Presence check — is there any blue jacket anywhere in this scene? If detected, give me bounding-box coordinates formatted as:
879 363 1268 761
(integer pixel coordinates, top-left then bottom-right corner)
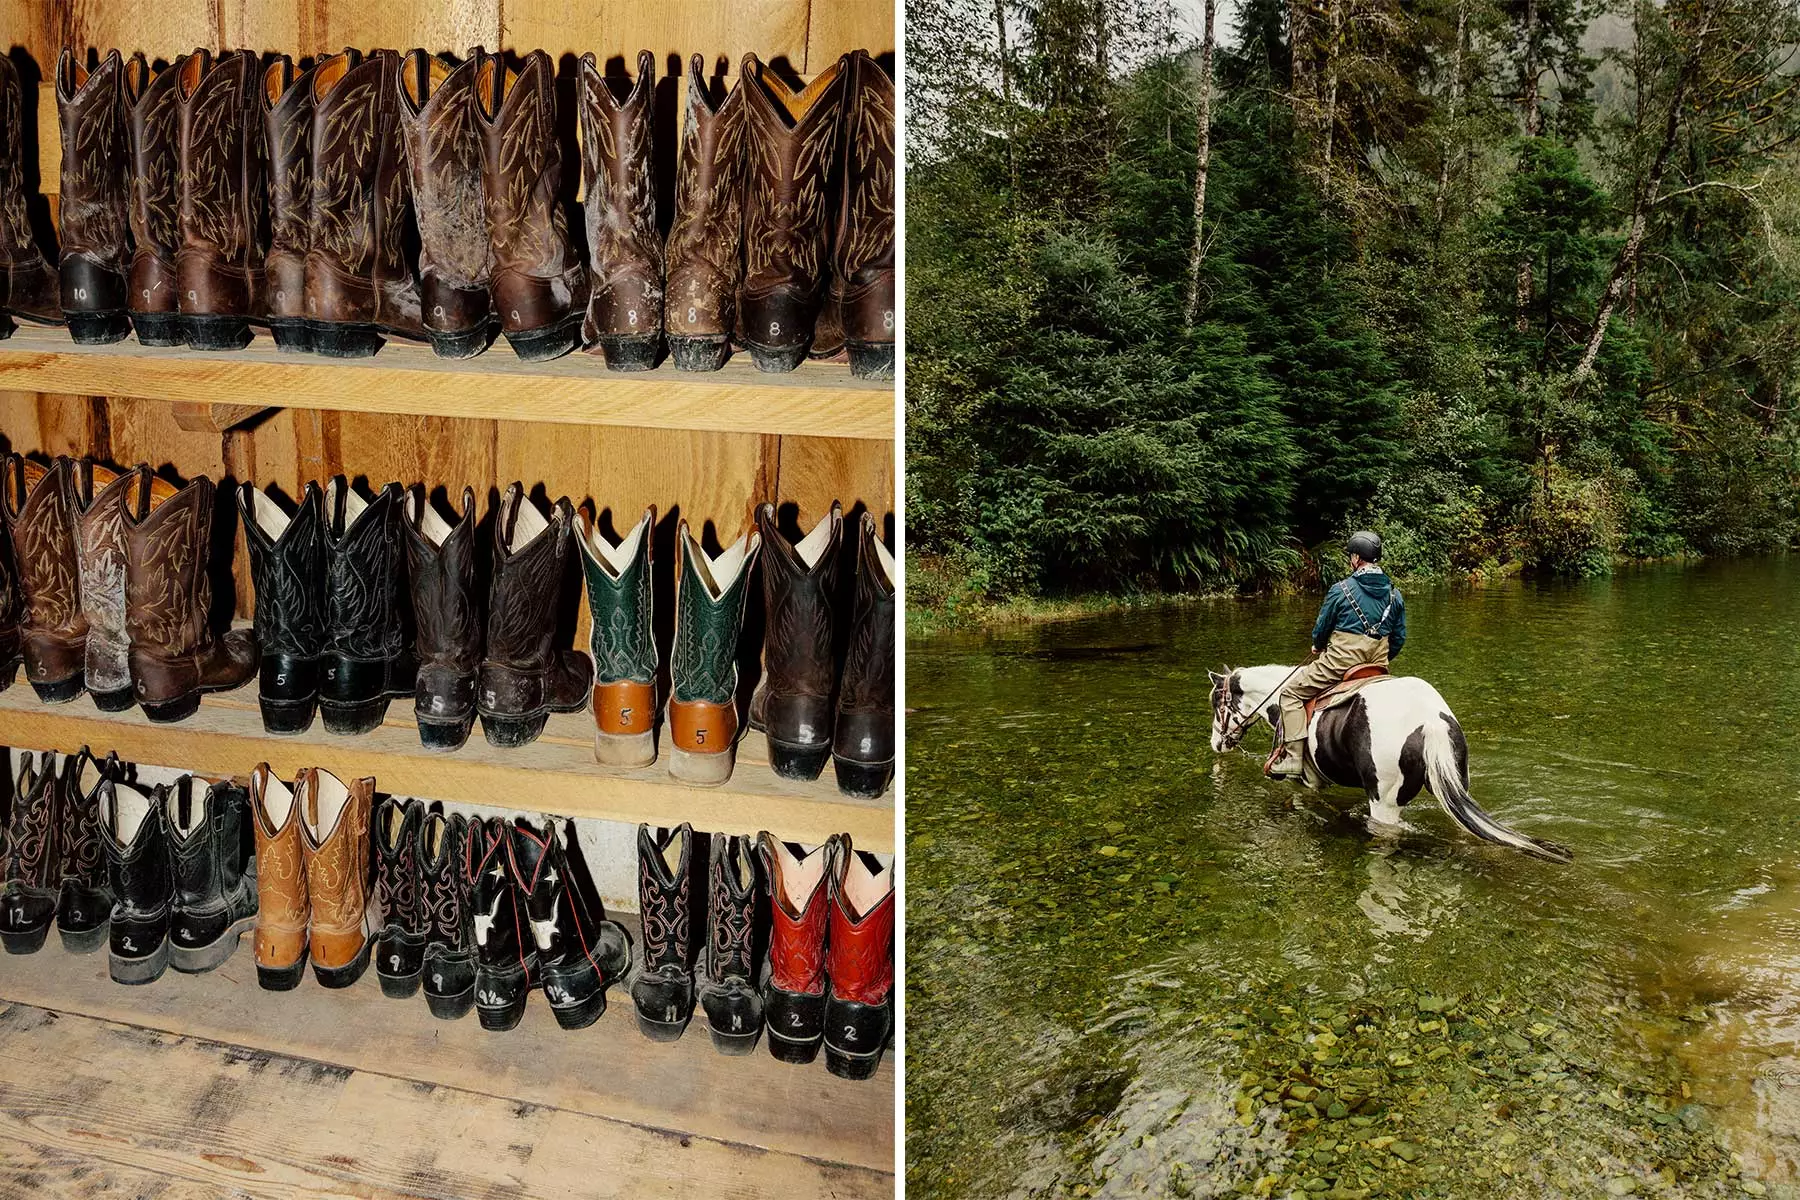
1312 568 1406 659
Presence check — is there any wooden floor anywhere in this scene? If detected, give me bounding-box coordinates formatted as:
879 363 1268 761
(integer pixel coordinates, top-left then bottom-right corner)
0 929 893 1199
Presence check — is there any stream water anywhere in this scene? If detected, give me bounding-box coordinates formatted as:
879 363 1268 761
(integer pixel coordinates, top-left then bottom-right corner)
906 559 1800 1199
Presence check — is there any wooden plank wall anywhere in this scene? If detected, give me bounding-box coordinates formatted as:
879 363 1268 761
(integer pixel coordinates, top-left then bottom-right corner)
0 0 895 615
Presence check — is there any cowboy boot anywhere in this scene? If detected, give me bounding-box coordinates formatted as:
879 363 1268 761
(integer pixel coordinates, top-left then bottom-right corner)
57 748 116 952
263 55 314 351
74 461 137 712
123 472 258 722
633 823 694 1040
175 50 267 350
578 51 662 371
0 503 23 687
578 505 657 767
701 833 764 1055
752 501 842 781
399 51 495 359
322 477 416 735
165 775 257 973
404 486 481 751
824 836 894 1080
4 456 88 702
823 51 895 380
373 796 426 998
124 52 185 345
834 513 895 797
478 484 591 748
56 49 132 344
507 816 631 1031
467 815 536 1030
239 481 327 734
739 54 847 372
420 810 476 1019
1 751 60 954
666 55 745 372
297 766 375 988
0 55 61 327
249 763 309 990
760 832 834 1064
99 774 173 983
475 50 587 361
668 520 761 785
307 50 426 358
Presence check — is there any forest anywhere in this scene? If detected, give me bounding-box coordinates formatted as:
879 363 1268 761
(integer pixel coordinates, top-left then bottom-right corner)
905 0 1800 614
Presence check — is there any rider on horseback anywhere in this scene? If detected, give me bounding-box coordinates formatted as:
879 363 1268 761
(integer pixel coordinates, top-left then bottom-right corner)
1266 531 1407 779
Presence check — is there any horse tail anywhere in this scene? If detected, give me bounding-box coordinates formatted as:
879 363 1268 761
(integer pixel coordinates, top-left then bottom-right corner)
1423 716 1573 865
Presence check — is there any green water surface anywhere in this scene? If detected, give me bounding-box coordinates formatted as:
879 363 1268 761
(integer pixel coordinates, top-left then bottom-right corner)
906 559 1800 1199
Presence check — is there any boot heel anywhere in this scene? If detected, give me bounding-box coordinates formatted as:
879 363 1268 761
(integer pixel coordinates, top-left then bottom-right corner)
668 336 729 372
31 675 84 704
185 315 253 350
131 312 185 346
502 315 582 363
426 985 476 1020
833 755 894 798
848 342 895 381
312 939 372 989
824 1043 885 1080
427 325 494 359
477 993 528 1031
141 693 202 724
379 968 424 999
669 745 738 786
260 695 317 735
67 311 131 345
550 989 605 1031
258 952 308 991
766 1027 823 1064
90 685 136 713
111 937 170 985
635 1010 690 1042
708 1026 761 1056
417 715 474 752
593 335 660 371
595 729 656 768
169 915 255 974
0 924 50 954
481 711 549 749
320 697 390 736
58 919 108 955
310 322 385 358
768 739 831 781
748 342 809 373
269 318 313 353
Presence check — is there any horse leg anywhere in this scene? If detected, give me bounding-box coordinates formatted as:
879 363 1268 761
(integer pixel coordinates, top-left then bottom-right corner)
1367 768 1406 835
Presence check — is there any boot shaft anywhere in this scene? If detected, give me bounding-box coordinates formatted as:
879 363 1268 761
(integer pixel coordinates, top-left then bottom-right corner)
578 51 663 341
56 50 131 276
59 749 115 888
262 56 314 319
760 832 834 995
465 815 528 968
164 775 250 911
4 752 61 888
239 481 328 659
100 775 170 913
403 486 480 672
671 520 760 708
485 485 574 670
418 810 469 949
249 763 308 944
0 56 50 275
372 796 422 934
122 472 213 658
666 56 746 339
840 512 895 718
176 50 267 265
579 506 655 687
5 456 85 643
324 477 407 660
757 501 842 704
125 53 184 311
637 822 691 973
827 841 894 1007
74 462 136 696
296 766 373 935
398 52 492 294
309 50 408 282
830 51 896 347
706 833 758 984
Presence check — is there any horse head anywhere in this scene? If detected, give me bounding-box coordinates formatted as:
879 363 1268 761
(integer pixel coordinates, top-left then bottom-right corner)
1208 666 1246 753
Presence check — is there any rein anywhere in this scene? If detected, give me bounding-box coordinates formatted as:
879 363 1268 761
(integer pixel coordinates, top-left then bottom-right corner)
1219 661 1308 750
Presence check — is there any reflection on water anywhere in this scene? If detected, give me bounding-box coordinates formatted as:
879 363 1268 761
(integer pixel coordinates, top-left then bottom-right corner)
907 560 1800 1198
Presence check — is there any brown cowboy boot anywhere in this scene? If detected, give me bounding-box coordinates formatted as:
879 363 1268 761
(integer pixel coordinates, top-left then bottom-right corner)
833 512 895 798
823 51 895 380
249 763 309 990
403 485 482 752
73 460 138 712
751 501 842 781
739 54 847 373
124 52 185 346
306 50 425 358
0 485 23 687
296 766 375 989
175 49 267 350
475 50 587 362
262 55 314 352
56 50 132 344
578 50 662 371
665 56 745 373
3 456 87 702
122 471 258 722
0 55 62 327
398 51 495 359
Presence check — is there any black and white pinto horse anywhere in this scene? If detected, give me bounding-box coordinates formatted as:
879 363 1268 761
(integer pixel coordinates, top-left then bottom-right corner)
1209 664 1572 864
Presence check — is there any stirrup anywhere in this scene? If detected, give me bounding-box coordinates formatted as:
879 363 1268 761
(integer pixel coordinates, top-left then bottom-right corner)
1264 745 1302 778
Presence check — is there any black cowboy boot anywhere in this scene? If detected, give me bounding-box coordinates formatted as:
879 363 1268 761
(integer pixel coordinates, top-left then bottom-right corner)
404 487 481 751
322 477 417 735
420 810 476 1019
579 506 659 767
700 833 765 1055
99 775 174 984
507 817 631 1031
374 796 427 998
56 748 118 953
632 823 695 1040
752 502 843 780
834 513 895 797
467 816 536 1031
165 776 258 974
239 482 328 734
1 751 61 954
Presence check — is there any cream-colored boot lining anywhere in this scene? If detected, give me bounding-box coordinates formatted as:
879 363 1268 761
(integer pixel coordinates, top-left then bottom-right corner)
684 525 760 598
503 490 549 552
109 782 155 845
583 509 651 579
771 840 828 914
407 490 456 549
843 851 893 920
302 770 353 843
794 505 839 569
253 765 296 834
247 486 291 540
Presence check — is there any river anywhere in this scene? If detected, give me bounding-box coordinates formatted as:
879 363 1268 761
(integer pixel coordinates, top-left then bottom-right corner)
906 559 1800 1199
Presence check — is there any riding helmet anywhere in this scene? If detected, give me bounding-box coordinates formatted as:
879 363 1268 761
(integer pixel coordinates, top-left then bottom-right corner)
1347 530 1383 562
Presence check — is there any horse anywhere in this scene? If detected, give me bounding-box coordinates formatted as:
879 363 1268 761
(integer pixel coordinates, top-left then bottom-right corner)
1208 664 1573 864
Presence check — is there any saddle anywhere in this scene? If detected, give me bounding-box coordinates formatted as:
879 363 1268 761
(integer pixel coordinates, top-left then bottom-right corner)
1303 664 1390 724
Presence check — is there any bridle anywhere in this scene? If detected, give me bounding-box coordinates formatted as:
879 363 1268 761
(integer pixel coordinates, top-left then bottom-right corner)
1214 662 1307 751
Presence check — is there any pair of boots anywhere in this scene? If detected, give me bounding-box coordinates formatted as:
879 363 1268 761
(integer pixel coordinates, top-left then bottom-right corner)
2 456 257 719
763 832 894 1080
95 768 258 984
462 815 631 1031
754 505 896 797
371 797 479 1017
1 748 116 955
249 764 376 990
631 824 766 1054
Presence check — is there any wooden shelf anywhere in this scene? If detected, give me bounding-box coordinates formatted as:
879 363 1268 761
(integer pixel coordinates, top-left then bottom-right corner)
0 676 892 852
0 324 894 441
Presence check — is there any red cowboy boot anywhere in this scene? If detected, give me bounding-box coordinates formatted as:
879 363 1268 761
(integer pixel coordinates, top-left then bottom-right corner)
824 836 893 1080
759 831 835 1064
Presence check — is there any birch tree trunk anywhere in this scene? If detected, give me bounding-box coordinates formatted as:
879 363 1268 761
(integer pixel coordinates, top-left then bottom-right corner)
1515 0 1540 333
1183 0 1218 326
1432 0 1468 240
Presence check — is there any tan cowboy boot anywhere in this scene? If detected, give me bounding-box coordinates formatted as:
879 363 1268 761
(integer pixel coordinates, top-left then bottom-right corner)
297 766 375 989
249 763 308 991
